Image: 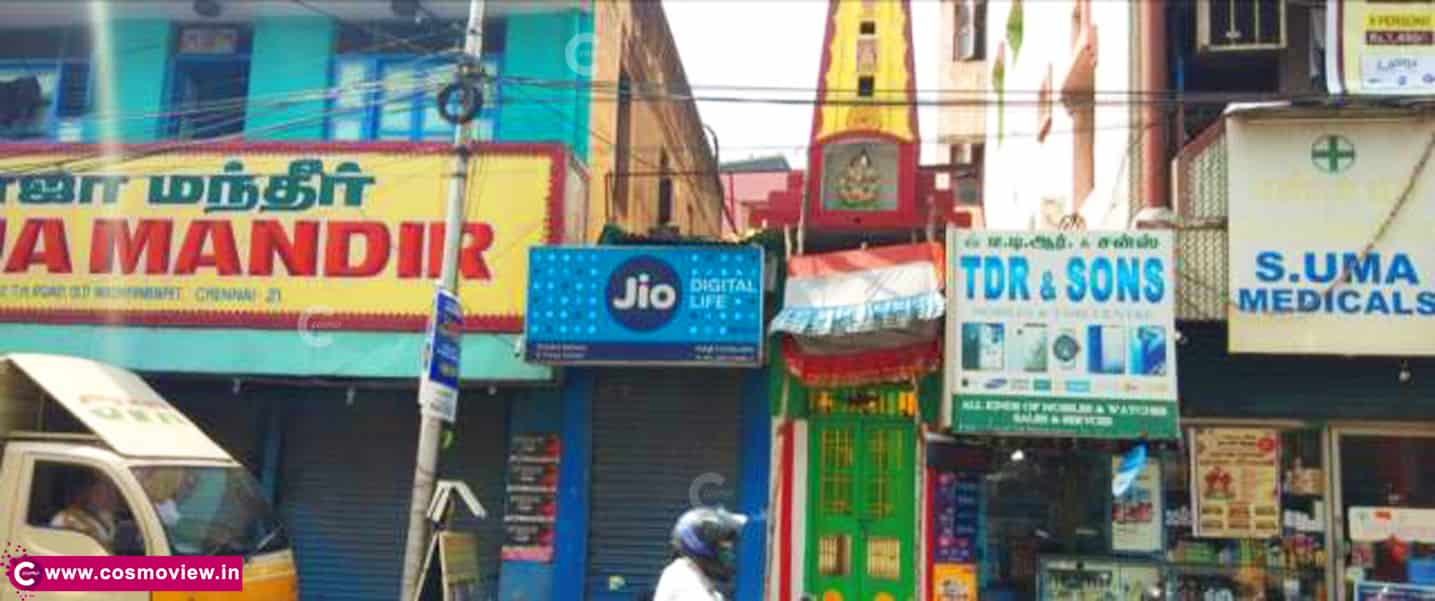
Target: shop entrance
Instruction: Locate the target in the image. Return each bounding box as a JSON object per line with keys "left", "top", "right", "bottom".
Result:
{"left": 1331, "top": 424, "right": 1435, "bottom": 600}
{"left": 807, "top": 417, "right": 916, "bottom": 601}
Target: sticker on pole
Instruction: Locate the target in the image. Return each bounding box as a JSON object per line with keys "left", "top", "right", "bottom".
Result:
{"left": 419, "top": 288, "right": 462, "bottom": 422}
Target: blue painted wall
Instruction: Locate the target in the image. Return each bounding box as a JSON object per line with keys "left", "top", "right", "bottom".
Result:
{"left": 497, "top": 9, "right": 592, "bottom": 161}
{"left": 737, "top": 368, "right": 771, "bottom": 601}
{"left": 552, "top": 370, "right": 593, "bottom": 601}
{"left": 90, "top": 19, "right": 172, "bottom": 142}
{"left": 244, "top": 16, "right": 335, "bottom": 140}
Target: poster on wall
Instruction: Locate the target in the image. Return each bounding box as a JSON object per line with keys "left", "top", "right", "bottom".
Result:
{"left": 1111, "top": 457, "right": 1164, "bottom": 553}
{"left": 932, "top": 471, "right": 983, "bottom": 564}
{"left": 1326, "top": 0, "right": 1435, "bottom": 96}
{"left": 1191, "top": 428, "right": 1282, "bottom": 539}
{"left": 501, "top": 434, "right": 560, "bottom": 563}
{"left": 946, "top": 229, "right": 1179, "bottom": 439}
{"left": 1226, "top": 114, "right": 1435, "bottom": 356}
{"left": 1348, "top": 507, "right": 1435, "bottom": 543}
{"left": 932, "top": 563, "right": 979, "bottom": 601}
{"left": 525, "top": 246, "right": 765, "bottom": 366}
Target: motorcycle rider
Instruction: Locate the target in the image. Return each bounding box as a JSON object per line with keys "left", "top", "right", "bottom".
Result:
{"left": 653, "top": 507, "right": 748, "bottom": 601}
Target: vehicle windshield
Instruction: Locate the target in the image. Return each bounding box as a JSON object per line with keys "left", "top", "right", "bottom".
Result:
{"left": 130, "top": 465, "right": 289, "bottom": 557}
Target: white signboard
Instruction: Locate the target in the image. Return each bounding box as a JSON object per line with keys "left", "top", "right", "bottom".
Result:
{"left": 1349, "top": 507, "right": 1435, "bottom": 543}
{"left": 946, "top": 230, "right": 1179, "bottom": 439}
{"left": 1227, "top": 114, "right": 1435, "bottom": 355}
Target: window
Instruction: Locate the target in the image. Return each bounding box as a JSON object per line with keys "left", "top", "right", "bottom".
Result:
{"left": 0, "top": 28, "right": 92, "bottom": 142}
{"left": 166, "top": 26, "right": 252, "bottom": 140}
{"left": 860, "top": 21, "right": 876, "bottom": 35}
{"left": 954, "top": 0, "right": 986, "bottom": 60}
{"left": 329, "top": 19, "right": 504, "bottom": 143}
{"left": 613, "top": 68, "right": 633, "bottom": 218}
{"left": 657, "top": 150, "right": 673, "bottom": 225}
{"left": 26, "top": 461, "right": 146, "bottom": 556}
{"left": 857, "top": 76, "right": 876, "bottom": 98}
{"left": 329, "top": 55, "right": 500, "bottom": 142}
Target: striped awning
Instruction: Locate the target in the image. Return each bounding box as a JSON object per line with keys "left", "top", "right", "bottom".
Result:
{"left": 771, "top": 243, "right": 946, "bottom": 386}
{"left": 770, "top": 242, "right": 945, "bottom": 340}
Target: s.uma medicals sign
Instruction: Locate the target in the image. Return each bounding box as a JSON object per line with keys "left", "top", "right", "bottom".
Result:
{"left": 1227, "top": 113, "right": 1435, "bottom": 356}
{"left": 946, "top": 230, "right": 1179, "bottom": 439}
{"left": 0, "top": 142, "right": 571, "bottom": 332}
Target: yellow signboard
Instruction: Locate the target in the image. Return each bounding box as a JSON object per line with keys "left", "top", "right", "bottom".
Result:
{"left": 1328, "top": 0, "right": 1435, "bottom": 95}
{"left": 0, "top": 143, "right": 571, "bottom": 332}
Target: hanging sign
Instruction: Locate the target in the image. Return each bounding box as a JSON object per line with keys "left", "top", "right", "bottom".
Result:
{"left": 1111, "top": 451, "right": 1163, "bottom": 553}
{"left": 946, "top": 229, "right": 1179, "bottom": 439}
{"left": 1226, "top": 114, "right": 1435, "bottom": 355}
{"left": 1326, "top": 0, "right": 1435, "bottom": 96}
{"left": 524, "top": 246, "right": 764, "bottom": 366}
{"left": 1191, "top": 428, "right": 1282, "bottom": 539}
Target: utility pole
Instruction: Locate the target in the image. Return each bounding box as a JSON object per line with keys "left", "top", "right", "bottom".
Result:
{"left": 401, "top": 0, "right": 485, "bottom": 598}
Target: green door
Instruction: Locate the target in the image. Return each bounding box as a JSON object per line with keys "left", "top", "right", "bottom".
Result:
{"left": 807, "top": 418, "right": 916, "bottom": 601}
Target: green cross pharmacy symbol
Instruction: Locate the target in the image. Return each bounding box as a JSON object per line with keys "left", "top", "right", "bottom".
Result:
{"left": 1311, "top": 135, "right": 1356, "bottom": 174}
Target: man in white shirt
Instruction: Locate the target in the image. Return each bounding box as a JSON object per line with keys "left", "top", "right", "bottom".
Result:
{"left": 654, "top": 507, "right": 748, "bottom": 601}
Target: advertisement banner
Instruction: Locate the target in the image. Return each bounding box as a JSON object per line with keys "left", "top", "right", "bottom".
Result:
{"left": 1227, "top": 115, "right": 1435, "bottom": 355}
{"left": 524, "top": 245, "right": 765, "bottom": 366}
{"left": 0, "top": 143, "right": 567, "bottom": 332}
{"left": 1111, "top": 455, "right": 1164, "bottom": 553}
{"left": 932, "top": 471, "right": 983, "bottom": 564}
{"left": 1191, "top": 428, "right": 1282, "bottom": 539}
{"left": 1327, "top": 0, "right": 1435, "bottom": 96}
{"left": 502, "top": 434, "right": 560, "bottom": 563}
{"left": 419, "top": 288, "right": 462, "bottom": 422}
{"left": 946, "top": 230, "right": 1179, "bottom": 439}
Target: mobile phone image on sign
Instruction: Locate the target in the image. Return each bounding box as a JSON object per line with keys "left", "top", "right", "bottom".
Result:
{"left": 961, "top": 323, "right": 1005, "bottom": 371}
{"left": 1087, "top": 325, "right": 1126, "bottom": 375}
{"left": 1009, "top": 323, "right": 1048, "bottom": 373}
{"left": 1128, "top": 325, "right": 1167, "bottom": 376}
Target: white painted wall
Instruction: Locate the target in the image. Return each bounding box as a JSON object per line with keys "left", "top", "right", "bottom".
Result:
{"left": 981, "top": 0, "right": 1140, "bottom": 230}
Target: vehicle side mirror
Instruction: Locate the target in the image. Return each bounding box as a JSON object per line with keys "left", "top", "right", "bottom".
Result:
{"left": 25, "top": 527, "right": 111, "bottom": 556}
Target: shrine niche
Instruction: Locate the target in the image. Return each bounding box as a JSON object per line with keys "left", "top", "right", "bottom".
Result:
{"left": 821, "top": 141, "right": 899, "bottom": 212}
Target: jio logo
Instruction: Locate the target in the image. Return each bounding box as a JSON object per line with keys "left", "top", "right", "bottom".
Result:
{"left": 607, "top": 255, "right": 680, "bottom": 332}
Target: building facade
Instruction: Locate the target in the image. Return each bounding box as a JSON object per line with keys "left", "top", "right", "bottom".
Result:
{"left": 0, "top": 2, "right": 726, "bottom": 600}
{"left": 950, "top": 0, "right": 1435, "bottom": 599}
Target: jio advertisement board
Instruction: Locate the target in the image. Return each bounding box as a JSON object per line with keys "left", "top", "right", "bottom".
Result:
{"left": 946, "top": 230, "right": 1179, "bottom": 439}
{"left": 524, "top": 246, "right": 764, "bottom": 366}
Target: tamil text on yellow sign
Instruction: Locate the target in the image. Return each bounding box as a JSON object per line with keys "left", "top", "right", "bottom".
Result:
{"left": 0, "top": 143, "right": 573, "bottom": 332}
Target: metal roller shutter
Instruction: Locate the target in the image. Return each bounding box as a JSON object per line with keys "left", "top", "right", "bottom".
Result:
{"left": 279, "top": 389, "right": 508, "bottom": 601}
{"left": 586, "top": 369, "right": 744, "bottom": 600}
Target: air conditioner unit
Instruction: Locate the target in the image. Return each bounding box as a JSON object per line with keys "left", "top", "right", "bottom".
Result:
{"left": 1197, "top": 0, "right": 1287, "bottom": 52}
